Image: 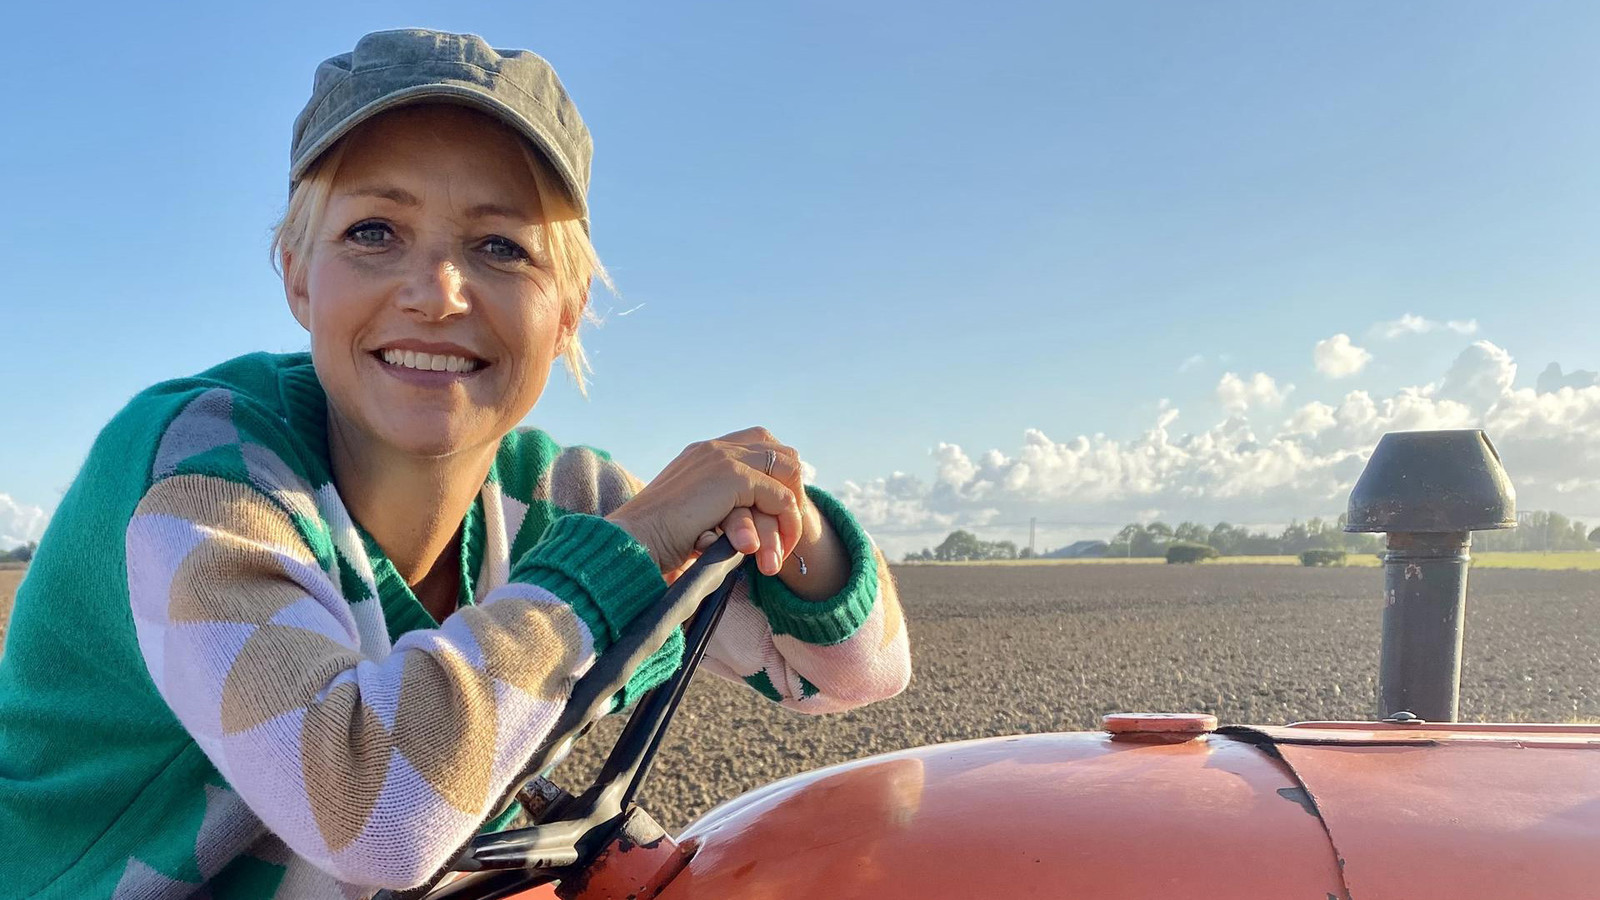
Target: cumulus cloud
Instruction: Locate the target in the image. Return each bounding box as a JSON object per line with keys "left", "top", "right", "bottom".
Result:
{"left": 0, "top": 494, "right": 49, "bottom": 549}
{"left": 1313, "top": 333, "right": 1372, "bottom": 378}
{"left": 1216, "top": 372, "right": 1291, "bottom": 413}
{"left": 1373, "top": 314, "right": 1479, "bottom": 340}
{"left": 835, "top": 340, "right": 1600, "bottom": 557}
{"left": 1436, "top": 340, "right": 1516, "bottom": 408}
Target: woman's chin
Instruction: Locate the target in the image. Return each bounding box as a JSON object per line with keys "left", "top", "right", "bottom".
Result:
{"left": 370, "top": 414, "right": 497, "bottom": 460}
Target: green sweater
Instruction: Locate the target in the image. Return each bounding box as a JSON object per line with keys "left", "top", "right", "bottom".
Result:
{"left": 0, "top": 352, "right": 910, "bottom": 899}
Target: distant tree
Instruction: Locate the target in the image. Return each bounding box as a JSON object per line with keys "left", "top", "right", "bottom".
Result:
{"left": 990, "top": 540, "right": 1019, "bottom": 560}
{"left": 934, "top": 530, "right": 985, "bottom": 561}
{"left": 1590, "top": 525, "right": 1600, "bottom": 545}
{"left": 1018, "top": 546, "right": 1035, "bottom": 559}
{"left": 1208, "top": 522, "right": 1245, "bottom": 555}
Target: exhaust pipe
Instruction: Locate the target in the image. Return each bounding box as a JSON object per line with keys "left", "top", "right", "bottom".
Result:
{"left": 1345, "top": 429, "right": 1516, "bottom": 722}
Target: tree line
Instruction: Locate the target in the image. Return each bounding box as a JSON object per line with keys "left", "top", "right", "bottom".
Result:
{"left": 904, "top": 510, "right": 1600, "bottom": 562}
{"left": 1474, "top": 511, "right": 1599, "bottom": 552}
{"left": 1104, "top": 517, "right": 1384, "bottom": 558}
{"left": 0, "top": 541, "right": 36, "bottom": 564}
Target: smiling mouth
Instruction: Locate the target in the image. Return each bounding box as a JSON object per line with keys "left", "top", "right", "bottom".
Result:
{"left": 375, "top": 348, "right": 486, "bottom": 374}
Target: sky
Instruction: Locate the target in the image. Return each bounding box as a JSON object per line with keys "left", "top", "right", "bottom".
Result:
{"left": 6, "top": 2, "right": 1600, "bottom": 556}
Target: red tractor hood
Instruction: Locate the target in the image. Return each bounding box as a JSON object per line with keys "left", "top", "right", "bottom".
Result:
{"left": 653, "top": 722, "right": 1600, "bottom": 900}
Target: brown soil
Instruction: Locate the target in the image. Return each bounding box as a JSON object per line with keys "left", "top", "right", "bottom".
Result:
{"left": 0, "top": 569, "right": 21, "bottom": 649}
{"left": 4, "top": 563, "right": 1597, "bottom": 832}
{"left": 561, "top": 564, "right": 1600, "bottom": 830}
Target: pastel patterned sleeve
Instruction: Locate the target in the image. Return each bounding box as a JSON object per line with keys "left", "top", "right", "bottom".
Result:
{"left": 123, "top": 390, "right": 666, "bottom": 890}
{"left": 699, "top": 486, "right": 912, "bottom": 714}
{"left": 588, "top": 452, "right": 911, "bottom": 715}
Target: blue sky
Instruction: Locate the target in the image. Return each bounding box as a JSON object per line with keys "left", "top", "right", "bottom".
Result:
{"left": 6, "top": 2, "right": 1600, "bottom": 554}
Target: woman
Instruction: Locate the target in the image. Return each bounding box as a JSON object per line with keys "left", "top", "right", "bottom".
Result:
{"left": 0, "top": 29, "right": 910, "bottom": 898}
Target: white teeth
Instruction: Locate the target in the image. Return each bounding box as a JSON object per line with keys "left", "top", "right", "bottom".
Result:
{"left": 378, "top": 348, "right": 480, "bottom": 373}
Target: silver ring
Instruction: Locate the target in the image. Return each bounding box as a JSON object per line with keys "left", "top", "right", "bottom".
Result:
{"left": 764, "top": 449, "right": 777, "bottom": 476}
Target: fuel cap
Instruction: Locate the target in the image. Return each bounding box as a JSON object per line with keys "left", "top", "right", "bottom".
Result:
{"left": 1103, "top": 713, "right": 1218, "bottom": 742}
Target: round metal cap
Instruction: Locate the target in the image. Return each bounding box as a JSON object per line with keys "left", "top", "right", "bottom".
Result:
{"left": 1346, "top": 429, "right": 1516, "bottom": 533}
{"left": 1102, "top": 713, "right": 1218, "bottom": 737}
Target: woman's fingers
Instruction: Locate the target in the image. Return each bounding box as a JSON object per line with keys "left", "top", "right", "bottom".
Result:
{"left": 751, "top": 510, "right": 785, "bottom": 575}
{"left": 713, "top": 509, "right": 786, "bottom": 575}
{"left": 735, "top": 463, "right": 805, "bottom": 558}
{"left": 615, "top": 428, "right": 809, "bottom": 576}
{"left": 720, "top": 508, "right": 761, "bottom": 556}
{"left": 741, "top": 445, "right": 804, "bottom": 491}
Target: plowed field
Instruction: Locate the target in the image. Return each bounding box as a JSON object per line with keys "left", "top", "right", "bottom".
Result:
{"left": 564, "top": 563, "right": 1600, "bottom": 829}
{"left": 4, "top": 563, "right": 1597, "bottom": 832}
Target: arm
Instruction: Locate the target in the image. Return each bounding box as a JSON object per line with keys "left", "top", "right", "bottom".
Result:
{"left": 576, "top": 443, "right": 910, "bottom": 714}
{"left": 125, "top": 392, "right": 664, "bottom": 890}
{"left": 701, "top": 486, "right": 911, "bottom": 714}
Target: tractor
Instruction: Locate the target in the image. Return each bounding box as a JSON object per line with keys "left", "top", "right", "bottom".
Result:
{"left": 384, "top": 429, "right": 1600, "bottom": 900}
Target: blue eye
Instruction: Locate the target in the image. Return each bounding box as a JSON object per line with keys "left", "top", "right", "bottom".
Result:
{"left": 346, "top": 221, "right": 393, "bottom": 245}
{"left": 481, "top": 236, "right": 529, "bottom": 262}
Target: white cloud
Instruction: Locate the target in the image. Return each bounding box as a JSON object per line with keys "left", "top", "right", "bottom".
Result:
{"left": 1216, "top": 372, "right": 1291, "bottom": 413}
{"left": 1313, "top": 333, "right": 1372, "bottom": 378}
{"left": 832, "top": 473, "right": 946, "bottom": 529}
{"left": 0, "top": 494, "right": 49, "bottom": 550}
{"left": 1436, "top": 340, "right": 1516, "bottom": 408}
{"left": 1286, "top": 401, "right": 1337, "bottom": 435}
{"left": 1374, "top": 314, "right": 1479, "bottom": 340}
{"left": 833, "top": 340, "right": 1600, "bottom": 557}
{"left": 1177, "top": 353, "right": 1206, "bottom": 373}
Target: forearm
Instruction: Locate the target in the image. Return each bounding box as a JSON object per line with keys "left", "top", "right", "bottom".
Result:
{"left": 776, "top": 488, "right": 850, "bottom": 600}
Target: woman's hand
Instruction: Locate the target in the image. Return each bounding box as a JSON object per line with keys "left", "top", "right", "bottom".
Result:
{"left": 607, "top": 427, "right": 809, "bottom": 579}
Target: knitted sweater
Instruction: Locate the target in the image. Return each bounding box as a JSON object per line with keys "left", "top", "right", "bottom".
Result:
{"left": 0, "top": 352, "right": 910, "bottom": 899}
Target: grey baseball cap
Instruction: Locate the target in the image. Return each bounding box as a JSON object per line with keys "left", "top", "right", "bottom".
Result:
{"left": 289, "top": 29, "right": 593, "bottom": 221}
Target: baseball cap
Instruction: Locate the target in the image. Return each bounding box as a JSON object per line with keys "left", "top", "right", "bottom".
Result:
{"left": 289, "top": 29, "right": 593, "bottom": 222}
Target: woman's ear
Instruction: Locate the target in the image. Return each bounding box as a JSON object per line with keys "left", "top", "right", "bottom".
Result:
{"left": 282, "top": 251, "right": 312, "bottom": 332}
{"left": 555, "top": 291, "right": 586, "bottom": 357}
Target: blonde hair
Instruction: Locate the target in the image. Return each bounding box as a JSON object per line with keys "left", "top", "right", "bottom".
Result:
{"left": 269, "top": 127, "right": 611, "bottom": 395}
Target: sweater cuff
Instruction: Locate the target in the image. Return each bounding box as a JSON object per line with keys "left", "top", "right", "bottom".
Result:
{"left": 509, "top": 513, "right": 666, "bottom": 655}
{"left": 751, "top": 485, "right": 879, "bottom": 646}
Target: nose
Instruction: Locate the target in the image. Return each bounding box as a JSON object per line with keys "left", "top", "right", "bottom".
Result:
{"left": 396, "top": 248, "right": 471, "bottom": 321}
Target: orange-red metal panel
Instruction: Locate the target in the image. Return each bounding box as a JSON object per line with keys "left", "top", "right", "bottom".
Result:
{"left": 501, "top": 883, "right": 558, "bottom": 899}
{"left": 1257, "top": 723, "right": 1600, "bottom": 900}
{"left": 656, "top": 732, "right": 1347, "bottom": 900}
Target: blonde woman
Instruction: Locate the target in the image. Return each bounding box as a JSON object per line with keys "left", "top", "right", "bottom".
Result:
{"left": 0, "top": 29, "right": 910, "bottom": 898}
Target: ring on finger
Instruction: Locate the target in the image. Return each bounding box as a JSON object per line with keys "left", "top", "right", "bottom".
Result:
{"left": 765, "top": 449, "right": 777, "bottom": 476}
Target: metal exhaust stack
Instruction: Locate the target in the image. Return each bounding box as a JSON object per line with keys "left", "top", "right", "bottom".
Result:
{"left": 1345, "top": 429, "right": 1516, "bottom": 722}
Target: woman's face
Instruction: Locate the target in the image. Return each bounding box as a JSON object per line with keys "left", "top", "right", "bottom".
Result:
{"left": 287, "top": 104, "right": 573, "bottom": 460}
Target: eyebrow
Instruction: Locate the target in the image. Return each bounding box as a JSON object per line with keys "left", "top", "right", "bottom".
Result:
{"left": 341, "top": 185, "right": 535, "bottom": 221}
